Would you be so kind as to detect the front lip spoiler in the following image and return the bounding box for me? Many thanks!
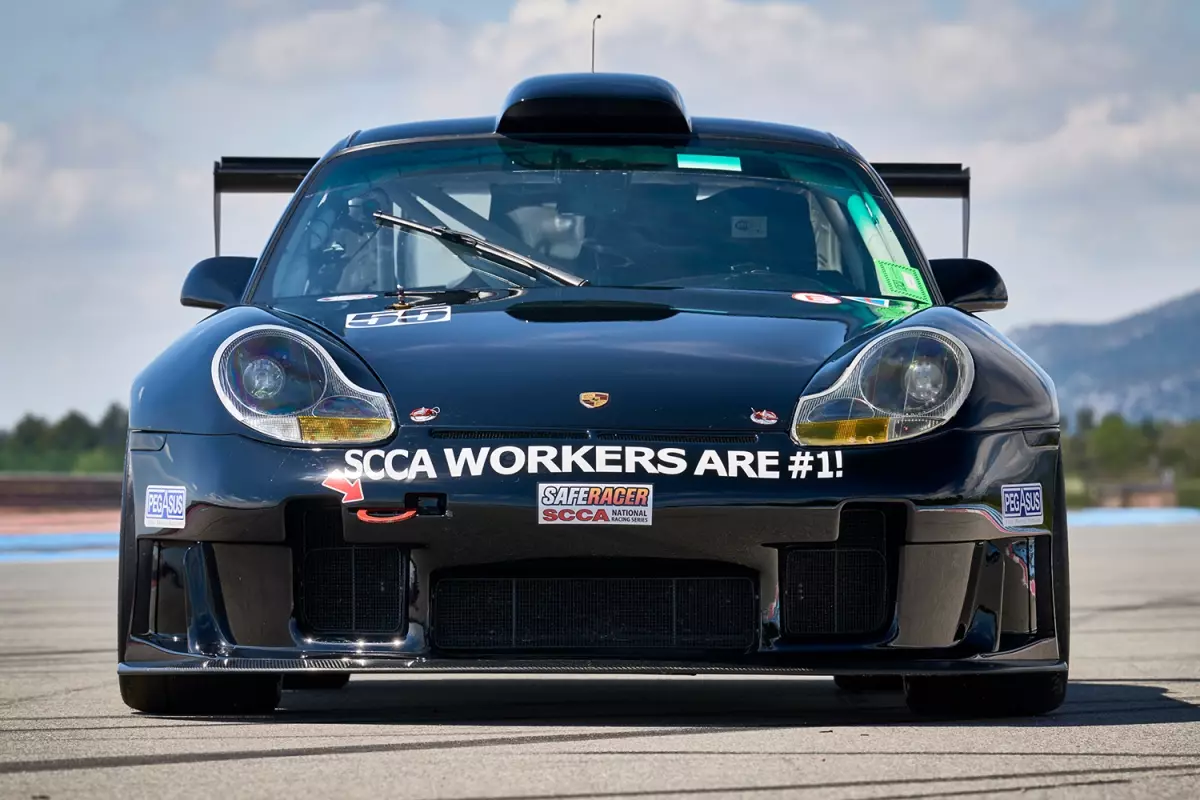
[118,658,1066,677]
[119,635,1065,678]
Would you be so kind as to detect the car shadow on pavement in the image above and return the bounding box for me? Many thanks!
[260,676,1200,728]
[10,679,1194,779]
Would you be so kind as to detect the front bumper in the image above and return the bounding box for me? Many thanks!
[120,426,1064,676]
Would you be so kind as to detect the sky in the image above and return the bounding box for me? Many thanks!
[1,0,1198,426]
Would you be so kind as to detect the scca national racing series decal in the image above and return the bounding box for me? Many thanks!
[144,484,187,529]
[1001,483,1043,527]
[539,483,652,525]
[346,305,451,329]
[321,445,846,503]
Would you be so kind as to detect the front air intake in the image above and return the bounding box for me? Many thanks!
[780,506,900,640]
[432,561,756,652]
[287,501,407,635]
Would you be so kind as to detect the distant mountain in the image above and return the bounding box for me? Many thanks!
[1006,289,1200,424]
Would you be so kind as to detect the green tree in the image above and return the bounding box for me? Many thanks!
[10,415,50,450]
[47,411,99,452]
[1,407,128,474]
[1159,421,1200,476]
[97,403,129,449]
[1089,413,1153,478]
[72,447,123,474]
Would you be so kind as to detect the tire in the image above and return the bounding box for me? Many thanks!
[120,673,282,715]
[903,670,1067,718]
[283,672,351,691]
[833,675,903,692]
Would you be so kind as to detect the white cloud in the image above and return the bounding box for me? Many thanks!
[0,122,161,231]
[207,0,1130,137]
[970,93,1200,197]
[212,2,454,85]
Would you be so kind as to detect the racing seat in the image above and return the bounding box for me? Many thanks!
[694,186,822,279]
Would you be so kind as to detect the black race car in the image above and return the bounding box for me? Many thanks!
[118,73,1068,718]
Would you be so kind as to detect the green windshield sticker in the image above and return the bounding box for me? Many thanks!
[676,154,742,172]
[874,259,932,304]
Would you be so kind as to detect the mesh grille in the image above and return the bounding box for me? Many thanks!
[302,549,354,632]
[354,547,403,631]
[300,547,405,634]
[782,508,893,638]
[433,575,755,651]
[291,502,406,635]
[435,578,512,649]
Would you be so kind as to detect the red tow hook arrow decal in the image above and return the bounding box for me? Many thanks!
[321,474,364,503]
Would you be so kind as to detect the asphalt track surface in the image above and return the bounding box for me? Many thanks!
[2,525,1199,799]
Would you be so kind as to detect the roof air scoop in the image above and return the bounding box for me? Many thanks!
[496,73,692,136]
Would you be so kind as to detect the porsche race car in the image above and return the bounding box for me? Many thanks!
[118,73,1068,718]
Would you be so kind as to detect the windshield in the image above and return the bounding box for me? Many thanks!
[255,137,932,304]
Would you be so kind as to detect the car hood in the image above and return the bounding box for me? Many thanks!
[272,288,921,431]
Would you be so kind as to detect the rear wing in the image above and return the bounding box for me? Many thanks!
[212,157,317,255]
[871,163,971,257]
[212,157,970,257]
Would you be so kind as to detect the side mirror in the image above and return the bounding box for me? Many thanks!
[181,256,257,310]
[929,257,1008,312]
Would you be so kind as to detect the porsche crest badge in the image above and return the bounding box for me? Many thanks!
[579,392,610,409]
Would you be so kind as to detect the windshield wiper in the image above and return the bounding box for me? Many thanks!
[372,211,587,287]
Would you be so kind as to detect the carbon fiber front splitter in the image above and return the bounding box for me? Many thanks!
[119,637,1064,678]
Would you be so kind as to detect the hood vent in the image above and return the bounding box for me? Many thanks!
[429,429,590,441]
[594,432,759,445]
[507,301,677,323]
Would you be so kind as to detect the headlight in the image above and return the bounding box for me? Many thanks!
[791,326,973,446]
[211,325,395,444]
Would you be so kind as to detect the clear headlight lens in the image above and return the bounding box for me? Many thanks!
[791,327,974,446]
[212,325,394,444]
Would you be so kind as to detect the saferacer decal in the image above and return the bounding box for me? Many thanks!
[539,483,653,525]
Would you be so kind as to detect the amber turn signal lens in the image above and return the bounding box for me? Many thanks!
[297,416,393,443]
[793,417,890,446]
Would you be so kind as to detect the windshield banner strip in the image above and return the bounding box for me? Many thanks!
[676,154,742,172]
